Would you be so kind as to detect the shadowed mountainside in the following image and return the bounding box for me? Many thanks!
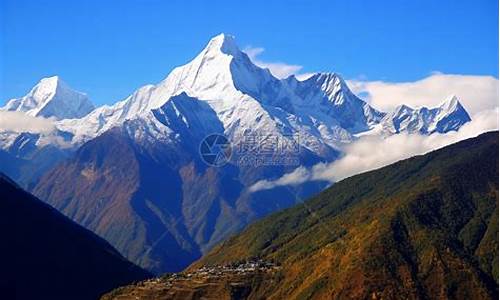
[0,173,151,300]
[32,120,329,274]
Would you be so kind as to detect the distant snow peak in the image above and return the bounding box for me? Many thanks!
[381,95,471,134]
[205,33,239,56]
[38,75,62,91]
[309,72,351,103]
[309,72,344,88]
[439,94,461,111]
[1,76,94,120]
[0,34,473,152]
[27,76,71,107]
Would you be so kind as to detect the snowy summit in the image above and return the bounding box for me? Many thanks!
[1,34,471,151]
[1,76,94,120]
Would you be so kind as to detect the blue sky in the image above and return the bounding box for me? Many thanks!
[1,0,498,106]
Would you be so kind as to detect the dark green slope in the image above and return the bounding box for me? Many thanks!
[191,131,499,299]
[0,173,151,300]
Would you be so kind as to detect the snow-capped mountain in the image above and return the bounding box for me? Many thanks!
[1,76,94,120]
[1,34,470,154]
[57,34,379,150]
[0,33,474,274]
[0,76,93,186]
[379,95,471,134]
[50,34,468,150]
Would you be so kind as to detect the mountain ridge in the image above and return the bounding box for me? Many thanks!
[2,33,476,274]
[1,33,471,152]
[191,131,498,299]
[104,131,498,299]
[378,94,471,134]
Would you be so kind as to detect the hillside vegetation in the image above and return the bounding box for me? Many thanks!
[107,131,499,299]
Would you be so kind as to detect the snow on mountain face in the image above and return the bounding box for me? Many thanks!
[55,34,385,151]
[1,76,94,120]
[121,92,225,148]
[0,76,93,185]
[1,33,475,273]
[287,73,385,133]
[379,95,471,134]
[2,34,472,154]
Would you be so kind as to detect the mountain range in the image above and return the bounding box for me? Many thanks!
[0,34,473,274]
[105,131,499,300]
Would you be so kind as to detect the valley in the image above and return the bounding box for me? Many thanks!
[0,34,473,274]
[103,131,499,299]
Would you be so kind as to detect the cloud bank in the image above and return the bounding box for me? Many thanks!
[0,111,56,133]
[250,109,498,192]
[250,73,499,193]
[347,73,499,115]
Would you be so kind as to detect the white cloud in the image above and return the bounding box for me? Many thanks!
[243,46,310,79]
[347,73,499,115]
[250,72,499,192]
[0,111,56,133]
[249,107,499,192]
[295,73,316,81]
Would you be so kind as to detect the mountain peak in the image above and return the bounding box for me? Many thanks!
[394,104,412,113]
[35,75,71,95]
[382,94,471,134]
[307,72,350,93]
[39,75,60,87]
[439,94,462,111]
[46,34,472,147]
[1,76,94,120]
[203,33,240,56]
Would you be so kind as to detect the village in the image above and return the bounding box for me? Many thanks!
[135,259,281,288]
[103,259,281,299]
[186,259,279,278]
